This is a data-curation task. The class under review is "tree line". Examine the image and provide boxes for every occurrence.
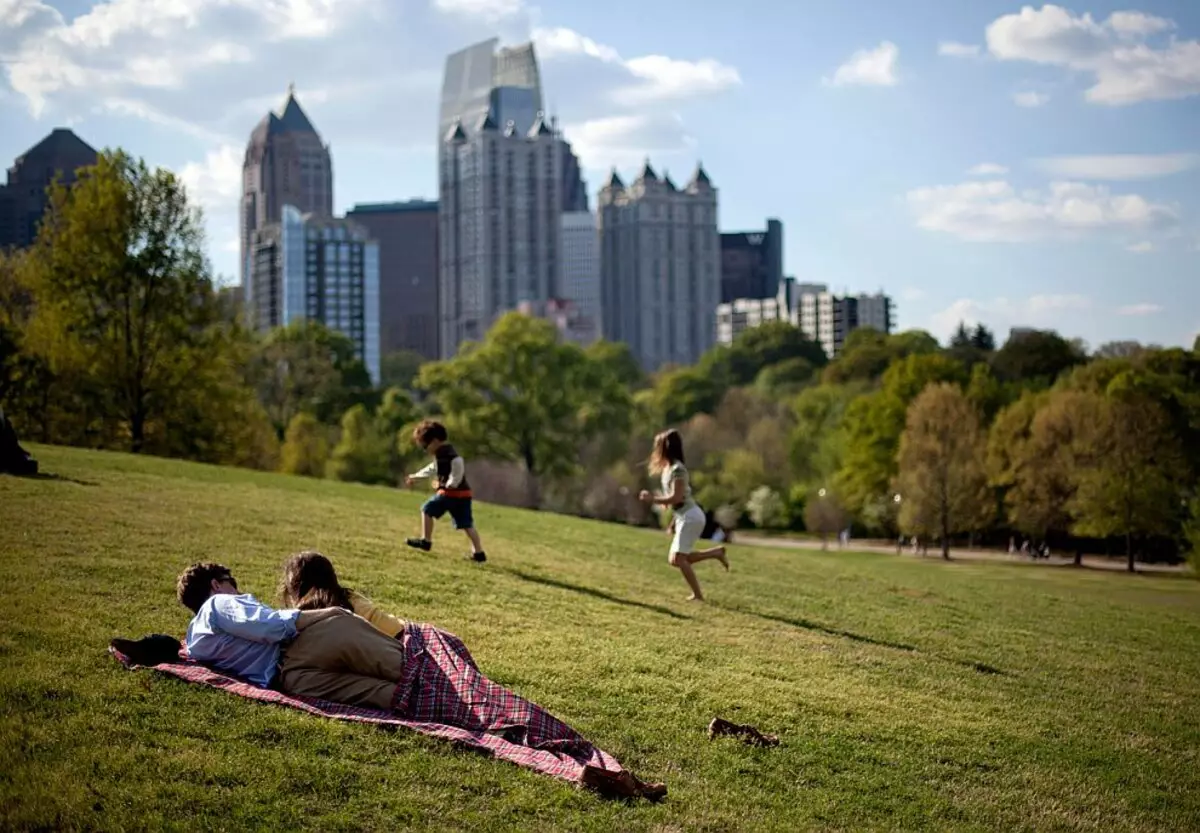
[2,149,1197,570]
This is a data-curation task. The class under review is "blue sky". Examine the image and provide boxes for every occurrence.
[2,0,1197,349]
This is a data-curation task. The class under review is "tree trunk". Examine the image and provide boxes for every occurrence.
[1126,531,1135,573]
[1073,549,1083,567]
[522,443,540,509]
[130,408,145,453]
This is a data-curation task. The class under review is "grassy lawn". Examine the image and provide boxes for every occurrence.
[2,445,1199,832]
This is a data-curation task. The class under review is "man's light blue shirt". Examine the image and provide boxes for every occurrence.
[185,593,300,688]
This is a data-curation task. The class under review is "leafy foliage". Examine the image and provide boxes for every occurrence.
[417,313,631,504]
[896,383,990,559]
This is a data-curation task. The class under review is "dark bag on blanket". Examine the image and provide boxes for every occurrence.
[110,634,184,667]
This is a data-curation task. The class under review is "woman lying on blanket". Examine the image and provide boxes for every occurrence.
[278,551,667,802]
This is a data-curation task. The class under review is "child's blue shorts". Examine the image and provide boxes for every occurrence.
[421,494,474,530]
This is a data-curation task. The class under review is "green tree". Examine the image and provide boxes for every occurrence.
[326,404,392,485]
[1001,390,1094,562]
[836,353,967,518]
[895,383,990,559]
[723,320,826,388]
[379,349,426,391]
[417,312,631,506]
[649,365,724,425]
[586,340,646,389]
[326,388,418,485]
[965,362,1011,423]
[279,412,329,478]
[249,320,375,438]
[891,329,942,357]
[755,356,816,398]
[788,382,864,490]
[19,150,236,453]
[1070,391,1188,571]
[692,447,767,517]
[990,329,1086,385]
[822,328,891,384]
[746,485,787,529]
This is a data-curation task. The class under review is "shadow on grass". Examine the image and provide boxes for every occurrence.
[502,568,692,621]
[715,602,918,651]
[714,602,1010,676]
[3,471,97,486]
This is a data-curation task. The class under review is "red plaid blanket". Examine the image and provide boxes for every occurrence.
[109,622,623,784]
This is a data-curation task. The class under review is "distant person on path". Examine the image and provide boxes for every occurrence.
[404,419,486,563]
[639,429,728,601]
[276,551,667,800]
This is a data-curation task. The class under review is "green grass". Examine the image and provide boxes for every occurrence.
[2,445,1199,832]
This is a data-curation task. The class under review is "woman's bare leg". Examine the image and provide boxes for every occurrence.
[669,551,705,600]
[685,546,728,571]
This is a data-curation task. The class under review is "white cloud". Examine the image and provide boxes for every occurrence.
[179,144,243,214]
[968,163,1008,176]
[97,97,233,144]
[907,178,1177,242]
[563,113,695,170]
[4,3,739,278]
[1032,152,1200,180]
[985,5,1200,105]
[1117,302,1162,315]
[531,27,741,105]
[938,41,980,58]
[431,0,523,22]
[901,287,927,302]
[825,41,900,87]
[1125,241,1155,254]
[1,0,380,116]
[533,27,619,63]
[930,294,1091,340]
[1013,90,1050,107]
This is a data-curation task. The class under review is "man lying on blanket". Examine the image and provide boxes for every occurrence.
[113,561,665,801]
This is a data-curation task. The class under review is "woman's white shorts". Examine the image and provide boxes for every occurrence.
[670,505,707,555]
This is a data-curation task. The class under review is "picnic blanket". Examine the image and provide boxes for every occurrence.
[109,621,623,784]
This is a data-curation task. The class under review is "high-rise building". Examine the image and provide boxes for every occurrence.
[560,211,600,345]
[720,218,783,303]
[440,38,543,143]
[560,141,588,213]
[241,87,333,304]
[718,280,894,359]
[247,206,380,382]
[598,161,720,370]
[716,277,798,345]
[797,286,894,359]
[345,200,439,360]
[438,112,563,358]
[0,128,97,250]
[439,39,587,214]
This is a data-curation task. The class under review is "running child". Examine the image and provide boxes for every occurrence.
[405,420,486,563]
[639,429,728,601]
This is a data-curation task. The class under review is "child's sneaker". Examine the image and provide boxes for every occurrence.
[406,538,432,552]
[469,551,487,563]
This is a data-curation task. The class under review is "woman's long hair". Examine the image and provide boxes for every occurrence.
[279,551,354,612]
[648,429,685,475]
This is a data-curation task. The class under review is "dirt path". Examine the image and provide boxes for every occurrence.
[732,533,1191,575]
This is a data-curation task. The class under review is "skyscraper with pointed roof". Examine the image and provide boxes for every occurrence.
[0,128,97,250]
[240,87,333,302]
[438,110,565,357]
[598,160,721,369]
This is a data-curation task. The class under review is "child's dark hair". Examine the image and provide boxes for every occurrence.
[413,419,448,448]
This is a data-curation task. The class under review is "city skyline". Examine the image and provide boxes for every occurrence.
[1,0,1198,350]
